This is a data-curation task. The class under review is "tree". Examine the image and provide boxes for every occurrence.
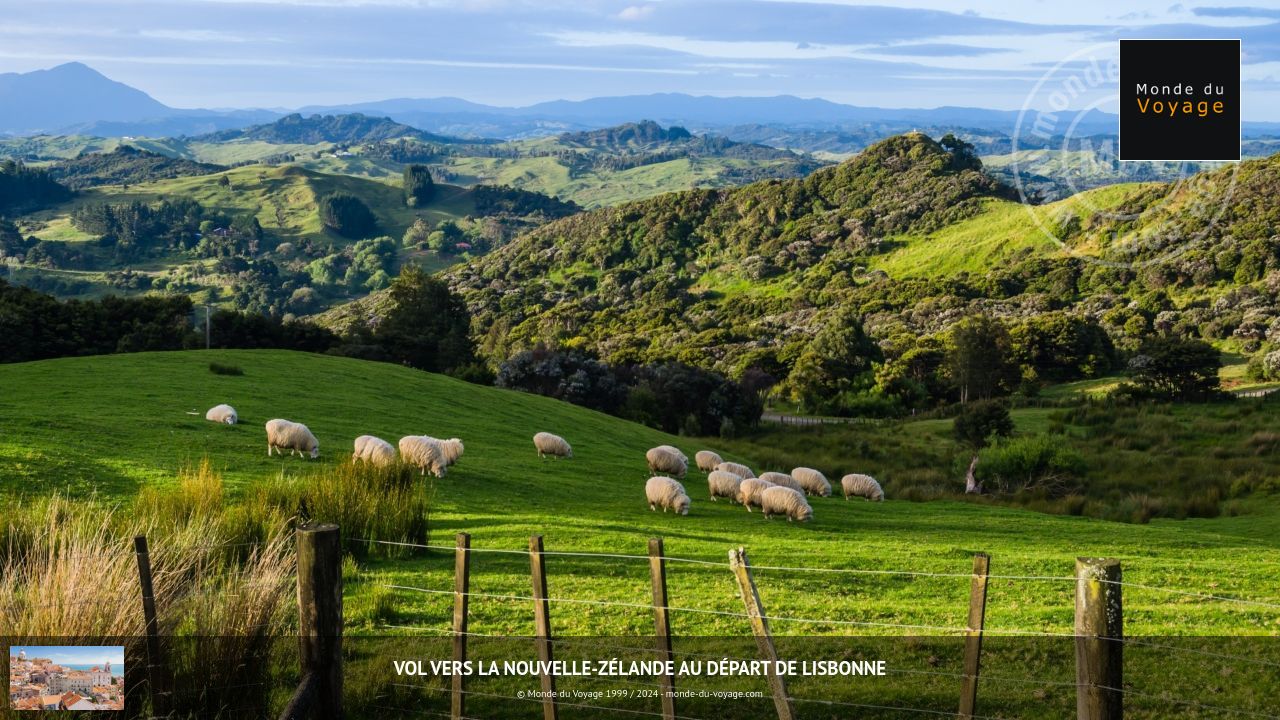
[953,399,1014,493]
[318,192,377,239]
[1127,336,1221,401]
[787,307,881,412]
[403,164,434,207]
[373,265,476,372]
[944,314,1020,403]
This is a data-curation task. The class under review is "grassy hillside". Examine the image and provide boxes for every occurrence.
[1,349,1278,643]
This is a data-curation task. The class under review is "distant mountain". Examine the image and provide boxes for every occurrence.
[61,110,283,139]
[560,120,694,148]
[0,63,173,134]
[195,113,471,145]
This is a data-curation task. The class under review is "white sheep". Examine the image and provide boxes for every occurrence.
[533,432,573,459]
[760,486,813,522]
[759,471,804,493]
[695,450,723,473]
[265,419,319,459]
[205,404,238,425]
[353,435,396,467]
[645,476,691,515]
[439,438,465,466]
[656,445,689,463]
[716,461,756,479]
[737,477,776,512]
[707,470,742,503]
[399,435,449,477]
[791,467,832,497]
[841,473,884,502]
[646,446,688,478]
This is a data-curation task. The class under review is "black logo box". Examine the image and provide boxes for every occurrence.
[1119,39,1241,162]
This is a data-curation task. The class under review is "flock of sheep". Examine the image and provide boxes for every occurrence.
[641,446,883,523]
[203,407,882,524]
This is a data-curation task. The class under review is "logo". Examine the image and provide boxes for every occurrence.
[1120,39,1241,161]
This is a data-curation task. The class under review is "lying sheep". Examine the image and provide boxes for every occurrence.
[737,477,776,512]
[759,471,804,493]
[695,450,723,473]
[533,432,573,459]
[760,486,813,522]
[265,419,319,459]
[647,446,688,478]
[353,435,396,467]
[645,476,691,515]
[707,470,743,503]
[439,438,465,466]
[206,404,238,425]
[716,461,756,479]
[399,435,449,477]
[841,473,884,502]
[791,467,832,497]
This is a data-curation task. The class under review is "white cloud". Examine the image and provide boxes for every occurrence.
[618,5,653,21]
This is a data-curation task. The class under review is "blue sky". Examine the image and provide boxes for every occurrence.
[10,646,125,668]
[0,1,1278,117]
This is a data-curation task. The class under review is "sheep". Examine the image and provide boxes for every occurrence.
[205,404,238,425]
[737,477,776,512]
[439,438,465,466]
[759,471,804,493]
[399,435,449,477]
[533,432,573,459]
[760,486,813,522]
[716,461,756,479]
[646,446,688,478]
[791,467,832,497]
[265,419,319,459]
[695,450,723,473]
[707,470,743,503]
[645,476,691,515]
[656,445,689,463]
[841,473,885,502]
[353,435,396,467]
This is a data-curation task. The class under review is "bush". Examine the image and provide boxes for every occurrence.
[209,362,244,376]
[318,191,378,239]
[971,435,1087,496]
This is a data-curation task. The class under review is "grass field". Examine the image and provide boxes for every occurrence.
[1,349,1278,644]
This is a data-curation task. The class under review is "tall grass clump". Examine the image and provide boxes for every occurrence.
[252,460,430,557]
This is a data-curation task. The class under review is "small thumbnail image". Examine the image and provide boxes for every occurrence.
[9,646,124,711]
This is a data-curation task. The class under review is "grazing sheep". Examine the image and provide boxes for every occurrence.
[533,432,573,459]
[353,435,396,467]
[759,471,804,493]
[737,477,776,512]
[791,467,832,497]
[695,450,723,473]
[265,419,319,459]
[656,445,689,463]
[707,470,743,503]
[841,474,884,502]
[760,486,814,522]
[439,438,465,466]
[205,404,238,425]
[645,476,691,515]
[646,446,688,478]
[399,435,449,477]
[716,461,756,479]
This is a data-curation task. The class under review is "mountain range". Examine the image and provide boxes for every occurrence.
[20,61,1280,143]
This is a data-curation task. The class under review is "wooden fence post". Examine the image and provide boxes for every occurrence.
[729,547,795,720]
[1075,558,1122,720]
[529,535,558,720]
[134,535,169,718]
[648,538,677,720]
[452,533,471,720]
[958,552,990,719]
[296,523,343,720]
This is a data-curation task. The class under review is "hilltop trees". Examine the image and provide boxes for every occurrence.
[318,192,377,239]
[402,164,434,207]
[0,160,72,215]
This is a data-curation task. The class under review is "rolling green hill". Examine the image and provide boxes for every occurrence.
[1,348,1278,644]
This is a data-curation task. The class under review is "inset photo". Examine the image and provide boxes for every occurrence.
[8,646,124,711]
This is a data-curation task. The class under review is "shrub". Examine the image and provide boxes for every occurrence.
[971,435,1087,496]
[318,191,378,239]
[209,361,244,376]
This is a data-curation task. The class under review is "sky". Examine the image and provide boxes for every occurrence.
[10,646,126,668]
[0,0,1279,117]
